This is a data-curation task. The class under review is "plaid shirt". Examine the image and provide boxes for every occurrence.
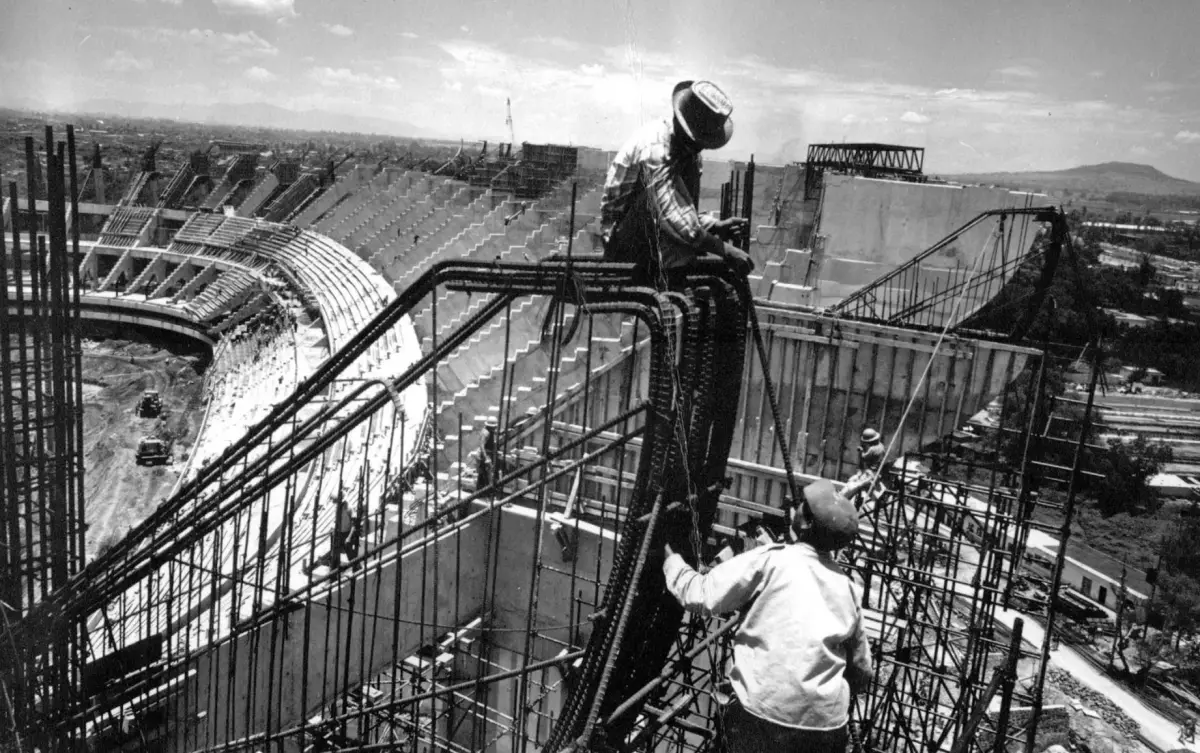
[601,119,717,268]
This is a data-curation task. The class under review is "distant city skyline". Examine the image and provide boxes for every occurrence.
[2,0,1200,179]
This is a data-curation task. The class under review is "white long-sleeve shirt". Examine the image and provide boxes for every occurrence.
[662,542,872,730]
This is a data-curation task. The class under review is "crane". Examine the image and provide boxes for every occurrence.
[506,97,516,148]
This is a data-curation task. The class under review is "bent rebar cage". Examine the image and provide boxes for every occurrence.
[10,253,754,753]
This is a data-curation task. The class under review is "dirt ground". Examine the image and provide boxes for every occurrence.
[81,338,207,560]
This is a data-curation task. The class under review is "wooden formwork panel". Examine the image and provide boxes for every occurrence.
[727,306,1037,507]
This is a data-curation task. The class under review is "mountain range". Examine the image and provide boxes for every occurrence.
[946,162,1200,197]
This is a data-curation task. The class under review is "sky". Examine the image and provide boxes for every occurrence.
[2,0,1200,178]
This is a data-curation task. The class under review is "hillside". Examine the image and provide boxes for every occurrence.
[946,162,1200,197]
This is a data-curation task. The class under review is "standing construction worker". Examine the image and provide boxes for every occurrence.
[662,479,872,752]
[601,80,754,284]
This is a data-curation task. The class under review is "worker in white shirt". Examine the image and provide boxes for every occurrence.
[662,479,872,752]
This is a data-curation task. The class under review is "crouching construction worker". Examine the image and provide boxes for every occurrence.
[662,479,872,752]
[844,427,888,507]
[601,79,755,286]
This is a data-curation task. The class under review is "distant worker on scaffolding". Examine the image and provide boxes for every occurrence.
[601,80,754,285]
[844,427,888,507]
[662,479,872,752]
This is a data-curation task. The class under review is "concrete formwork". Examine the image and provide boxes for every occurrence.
[727,305,1039,506]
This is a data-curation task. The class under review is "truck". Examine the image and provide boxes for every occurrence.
[137,390,163,418]
[135,437,172,466]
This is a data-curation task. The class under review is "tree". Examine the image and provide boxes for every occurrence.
[1138,253,1157,286]
[1133,627,1169,686]
[1094,435,1173,516]
[1155,571,1200,650]
[1161,518,1200,579]
[1160,288,1186,319]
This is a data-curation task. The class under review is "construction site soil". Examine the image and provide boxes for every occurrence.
[81,337,207,559]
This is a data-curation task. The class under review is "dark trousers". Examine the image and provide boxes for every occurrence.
[719,699,849,753]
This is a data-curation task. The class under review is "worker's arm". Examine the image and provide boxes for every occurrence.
[844,580,874,695]
[842,472,875,503]
[645,157,724,257]
[662,544,770,616]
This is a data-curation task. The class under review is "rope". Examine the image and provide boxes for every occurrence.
[856,221,1001,515]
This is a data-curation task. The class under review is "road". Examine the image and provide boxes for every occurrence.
[995,608,1197,752]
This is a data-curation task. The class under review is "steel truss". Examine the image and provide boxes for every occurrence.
[804,143,926,200]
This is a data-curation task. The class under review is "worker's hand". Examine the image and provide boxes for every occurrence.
[711,217,749,244]
[664,540,677,558]
[722,246,755,276]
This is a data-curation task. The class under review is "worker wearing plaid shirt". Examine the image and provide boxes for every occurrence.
[601,81,754,281]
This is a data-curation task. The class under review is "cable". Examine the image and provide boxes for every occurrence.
[856,222,1002,517]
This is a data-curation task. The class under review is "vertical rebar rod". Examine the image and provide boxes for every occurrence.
[740,156,755,253]
[515,182,576,753]
[15,145,35,612]
[992,618,1024,753]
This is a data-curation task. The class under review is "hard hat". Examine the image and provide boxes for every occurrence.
[799,479,860,551]
[861,428,882,445]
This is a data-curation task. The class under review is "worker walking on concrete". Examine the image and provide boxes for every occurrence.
[662,479,872,752]
[601,80,754,284]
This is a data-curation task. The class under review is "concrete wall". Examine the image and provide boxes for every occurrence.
[577,147,616,174]
[809,176,1046,306]
[164,519,491,752]
[489,506,617,657]
[461,506,618,753]
[816,175,1044,268]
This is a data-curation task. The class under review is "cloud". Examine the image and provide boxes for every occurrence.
[400,31,419,39]
[1087,70,1105,79]
[132,0,183,5]
[323,23,353,37]
[265,34,1181,175]
[460,25,469,32]
[997,64,1039,79]
[439,40,510,69]
[104,50,152,72]
[525,35,581,52]
[1176,131,1200,144]
[309,66,401,91]
[245,66,277,83]
[132,27,279,59]
[212,0,296,16]
[1146,81,1180,94]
